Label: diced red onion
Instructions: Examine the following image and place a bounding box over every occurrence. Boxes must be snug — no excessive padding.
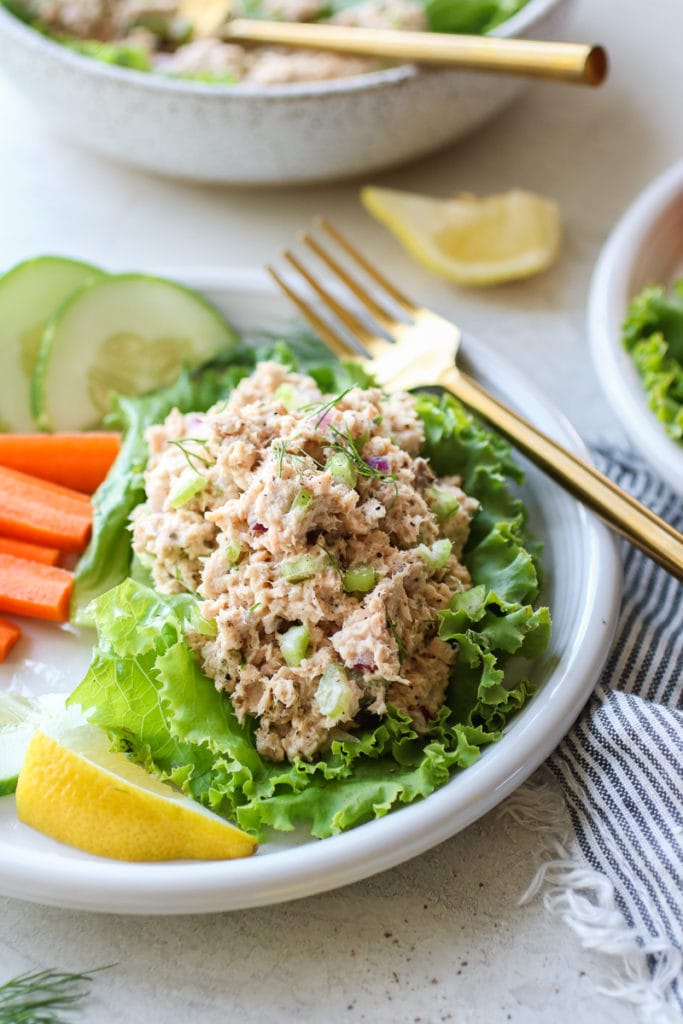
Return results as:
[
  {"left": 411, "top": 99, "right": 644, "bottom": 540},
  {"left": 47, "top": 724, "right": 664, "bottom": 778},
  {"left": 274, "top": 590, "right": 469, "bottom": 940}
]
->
[
  {"left": 311, "top": 410, "right": 334, "bottom": 431},
  {"left": 251, "top": 523, "right": 266, "bottom": 534},
  {"left": 352, "top": 654, "right": 375, "bottom": 671},
  {"left": 365, "top": 456, "right": 390, "bottom": 474}
]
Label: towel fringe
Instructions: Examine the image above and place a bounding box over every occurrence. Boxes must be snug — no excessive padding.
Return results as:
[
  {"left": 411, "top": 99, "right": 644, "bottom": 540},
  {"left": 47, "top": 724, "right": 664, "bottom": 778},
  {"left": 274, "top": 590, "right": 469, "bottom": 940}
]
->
[{"left": 501, "top": 769, "right": 682, "bottom": 1024}]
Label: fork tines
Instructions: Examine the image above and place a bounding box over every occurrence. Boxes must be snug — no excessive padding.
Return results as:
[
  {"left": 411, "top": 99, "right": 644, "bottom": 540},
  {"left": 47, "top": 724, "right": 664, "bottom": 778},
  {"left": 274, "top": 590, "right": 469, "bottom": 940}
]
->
[{"left": 266, "top": 218, "right": 415, "bottom": 361}]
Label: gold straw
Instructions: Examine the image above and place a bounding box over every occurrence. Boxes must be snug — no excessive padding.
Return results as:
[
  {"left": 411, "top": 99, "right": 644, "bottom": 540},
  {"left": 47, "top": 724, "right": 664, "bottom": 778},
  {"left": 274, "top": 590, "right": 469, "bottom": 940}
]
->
[{"left": 223, "top": 20, "right": 607, "bottom": 85}]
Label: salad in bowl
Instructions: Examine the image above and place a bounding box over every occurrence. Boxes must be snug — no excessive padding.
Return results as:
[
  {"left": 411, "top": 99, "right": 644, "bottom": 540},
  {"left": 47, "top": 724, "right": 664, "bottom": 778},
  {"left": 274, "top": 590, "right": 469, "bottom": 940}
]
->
[{"left": 2, "top": 0, "right": 530, "bottom": 85}]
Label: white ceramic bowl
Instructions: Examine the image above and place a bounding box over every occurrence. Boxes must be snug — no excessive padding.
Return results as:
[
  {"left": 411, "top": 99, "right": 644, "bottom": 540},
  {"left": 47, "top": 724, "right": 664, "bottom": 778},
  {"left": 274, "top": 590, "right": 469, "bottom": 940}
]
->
[
  {"left": 0, "top": 268, "right": 621, "bottom": 914},
  {"left": 587, "top": 160, "right": 683, "bottom": 495},
  {"left": 0, "top": 0, "right": 570, "bottom": 185}
]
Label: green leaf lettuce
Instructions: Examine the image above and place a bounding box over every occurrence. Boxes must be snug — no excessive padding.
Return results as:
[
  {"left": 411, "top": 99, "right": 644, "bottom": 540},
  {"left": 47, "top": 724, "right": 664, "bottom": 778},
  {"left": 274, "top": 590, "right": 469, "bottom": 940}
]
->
[{"left": 622, "top": 278, "right": 683, "bottom": 444}]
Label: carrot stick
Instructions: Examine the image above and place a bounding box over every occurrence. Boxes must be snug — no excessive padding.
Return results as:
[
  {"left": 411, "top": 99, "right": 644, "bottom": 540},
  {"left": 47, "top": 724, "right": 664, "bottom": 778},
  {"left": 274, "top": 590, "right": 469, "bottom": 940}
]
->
[
  {"left": 0, "top": 615, "right": 21, "bottom": 661},
  {"left": 0, "top": 553, "right": 73, "bottom": 622},
  {"left": 0, "top": 464, "right": 90, "bottom": 505},
  {"left": 0, "top": 535, "right": 60, "bottom": 566},
  {"left": 0, "top": 466, "right": 92, "bottom": 553},
  {"left": 0, "top": 432, "right": 121, "bottom": 494}
]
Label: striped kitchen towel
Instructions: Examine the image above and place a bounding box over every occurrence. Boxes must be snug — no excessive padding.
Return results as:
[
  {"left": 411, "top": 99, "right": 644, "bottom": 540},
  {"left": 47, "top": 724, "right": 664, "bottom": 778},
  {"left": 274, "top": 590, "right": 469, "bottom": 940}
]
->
[{"left": 547, "top": 447, "right": 683, "bottom": 1017}]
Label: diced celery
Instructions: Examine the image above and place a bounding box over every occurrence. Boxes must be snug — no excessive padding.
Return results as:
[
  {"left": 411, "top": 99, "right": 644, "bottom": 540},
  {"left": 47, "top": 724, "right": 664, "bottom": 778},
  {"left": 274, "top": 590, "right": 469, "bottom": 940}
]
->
[
  {"left": 325, "top": 452, "right": 358, "bottom": 488},
  {"left": 225, "top": 538, "right": 242, "bottom": 565},
  {"left": 274, "top": 383, "right": 306, "bottom": 411},
  {"left": 169, "top": 469, "right": 206, "bottom": 509},
  {"left": 290, "top": 489, "right": 312, "bottom": 514},
  {"left": 316, "top": 664, "right": 353, "bottom": 720},
  {"left": 132, "top": 12, "right": 192, "bottom": 44},
  {"left": 417, "top": 538, "right": 452, "bottom": 571},
  {"left": 342, "top": 563, "right": 377, "bottom": 593},
  {"left": 426, "top": 486, "right": 460, "bottom": 522},
  {"left": 197, "top": 616, "right": 218, "bottom": 637},
  {"left": 281, "top": 553, "right": 328, "bottom": 582},
  {"left": 280, "top": 624, "right": 310, "bottom": 667},
  {"left": 134, "top": 549, "right": 155, "bottom": 569},
  {"left": 190, "top": 607, "right": 218, "bottom": 637}
]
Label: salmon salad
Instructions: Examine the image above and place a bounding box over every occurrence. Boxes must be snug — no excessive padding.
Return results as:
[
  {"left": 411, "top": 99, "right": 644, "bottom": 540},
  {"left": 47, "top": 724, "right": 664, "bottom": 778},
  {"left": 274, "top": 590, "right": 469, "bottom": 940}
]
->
[
  {"left": 131, "top": 361, "right": 479, "bottom": 762},
  {"left": 3, "top": 0, "right": 530, "bottom": 85}
]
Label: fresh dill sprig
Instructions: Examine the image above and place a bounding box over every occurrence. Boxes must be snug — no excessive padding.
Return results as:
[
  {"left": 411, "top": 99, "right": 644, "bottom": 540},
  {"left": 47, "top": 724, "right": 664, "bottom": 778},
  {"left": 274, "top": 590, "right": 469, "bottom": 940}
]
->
[
  {"left": 168, "top": 437, "right": 213, "bottom": 474},
  {"left": 305, "top": 387, "right": 352, "bottom": 428},
  {"left": 320, "top": 542, "right": 342, "bottom": 577},
  {"left": 273, "top": 440, "right": 286, "bottom": 477},
  {"left": 272, "top": 440, "right": 323, "bottom": 479},
  {"left": 273, "top": 440, "right": 301, "bottom": 478},
  {"left": 386, "top": 615, "right": 405, "bottom": 668},
  {"left": 0, "top": 965, "right": 111, "bottom": 1024}
]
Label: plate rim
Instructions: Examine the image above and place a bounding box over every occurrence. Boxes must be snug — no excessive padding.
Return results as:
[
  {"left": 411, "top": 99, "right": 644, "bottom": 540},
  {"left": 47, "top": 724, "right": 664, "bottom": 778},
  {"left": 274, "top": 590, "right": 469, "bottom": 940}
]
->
[
  {"left": 0, "top": 268, "right": 622, "bottom": 914},
  {"left": 586, "top": 158, "right": 683, "bottom": 492}
]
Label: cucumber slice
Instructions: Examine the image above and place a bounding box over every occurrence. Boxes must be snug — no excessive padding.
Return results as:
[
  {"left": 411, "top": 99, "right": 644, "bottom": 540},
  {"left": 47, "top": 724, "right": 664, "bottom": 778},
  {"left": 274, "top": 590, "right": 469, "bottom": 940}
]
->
[
  {"left": 33, "top": 274, "right": 239, "bottom": 432},
  {"left": 0, "top": 691, "right": 69, "bottom": 796},
  {"left": 0, "top": 256, "right": 103, "bottom": 431}
]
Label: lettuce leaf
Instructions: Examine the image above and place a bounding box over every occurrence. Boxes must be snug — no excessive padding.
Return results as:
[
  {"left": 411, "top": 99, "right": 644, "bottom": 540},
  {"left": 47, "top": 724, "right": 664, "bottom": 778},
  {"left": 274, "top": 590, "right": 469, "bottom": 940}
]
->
[
  {"left": 68, "top": 354, "right": 550, "bottom": 839},
  {"left": 423, "top": 0, "right": 528, "bottom": 35},
  {"left": 622, "top": 278, "right": 683, "bottom": 444}
]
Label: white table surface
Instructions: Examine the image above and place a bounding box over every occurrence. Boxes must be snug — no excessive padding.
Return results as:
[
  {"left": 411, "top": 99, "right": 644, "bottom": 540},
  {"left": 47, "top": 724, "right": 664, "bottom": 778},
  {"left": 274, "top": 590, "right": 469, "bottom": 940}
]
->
[{"left": 0, "top": 1, "right": 681, "bottom": 1021}]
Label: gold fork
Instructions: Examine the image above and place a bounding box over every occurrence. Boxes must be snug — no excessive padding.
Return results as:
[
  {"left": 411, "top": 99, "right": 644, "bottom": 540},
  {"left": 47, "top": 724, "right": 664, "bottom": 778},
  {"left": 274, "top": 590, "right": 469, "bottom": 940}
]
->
[{"left": 267, "top": 219, "right": 683, "bottom": 581}]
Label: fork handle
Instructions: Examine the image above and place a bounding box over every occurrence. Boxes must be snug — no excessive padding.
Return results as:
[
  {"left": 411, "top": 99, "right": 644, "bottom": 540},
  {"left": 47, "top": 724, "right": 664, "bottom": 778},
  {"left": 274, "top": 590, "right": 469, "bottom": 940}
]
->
[{"left": 439, "top": 366, "right": 683, "bottom": 580}]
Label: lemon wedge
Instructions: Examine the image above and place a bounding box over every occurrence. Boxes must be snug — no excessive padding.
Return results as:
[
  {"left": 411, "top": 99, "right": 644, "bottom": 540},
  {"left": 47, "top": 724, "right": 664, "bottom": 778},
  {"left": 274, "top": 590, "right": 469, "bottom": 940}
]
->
[
  {"left": 16, "top": 723, "right": 257, "bottom": 861},
  {"left": 361, "top": 186, "right": 561, "bottom": 286}
]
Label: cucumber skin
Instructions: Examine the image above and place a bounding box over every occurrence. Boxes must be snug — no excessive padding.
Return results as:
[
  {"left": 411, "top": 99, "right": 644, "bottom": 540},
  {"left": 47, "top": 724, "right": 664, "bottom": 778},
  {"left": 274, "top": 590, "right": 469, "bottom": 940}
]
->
[
  {"left": 0, "top": 255, "right": 103, "bottom": 433},
  {"left": 0, "top": 776, "right": 18, "bottom": 797},
  {"left": 0, "top": 255, "right": 100, "bottom": 288},
  {"left": 32, "top": 272, "right": 239, "bottom": 432}
]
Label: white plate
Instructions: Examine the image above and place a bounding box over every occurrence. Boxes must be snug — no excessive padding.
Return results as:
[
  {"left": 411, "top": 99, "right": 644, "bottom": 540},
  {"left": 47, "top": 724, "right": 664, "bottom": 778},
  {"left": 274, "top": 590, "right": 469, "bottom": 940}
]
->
[
  {"left": 0, "top": 269, "right": 622, "bottom": 914},
  {"left": 587, "top": 159, "right": 683, "bottom": 494}
]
